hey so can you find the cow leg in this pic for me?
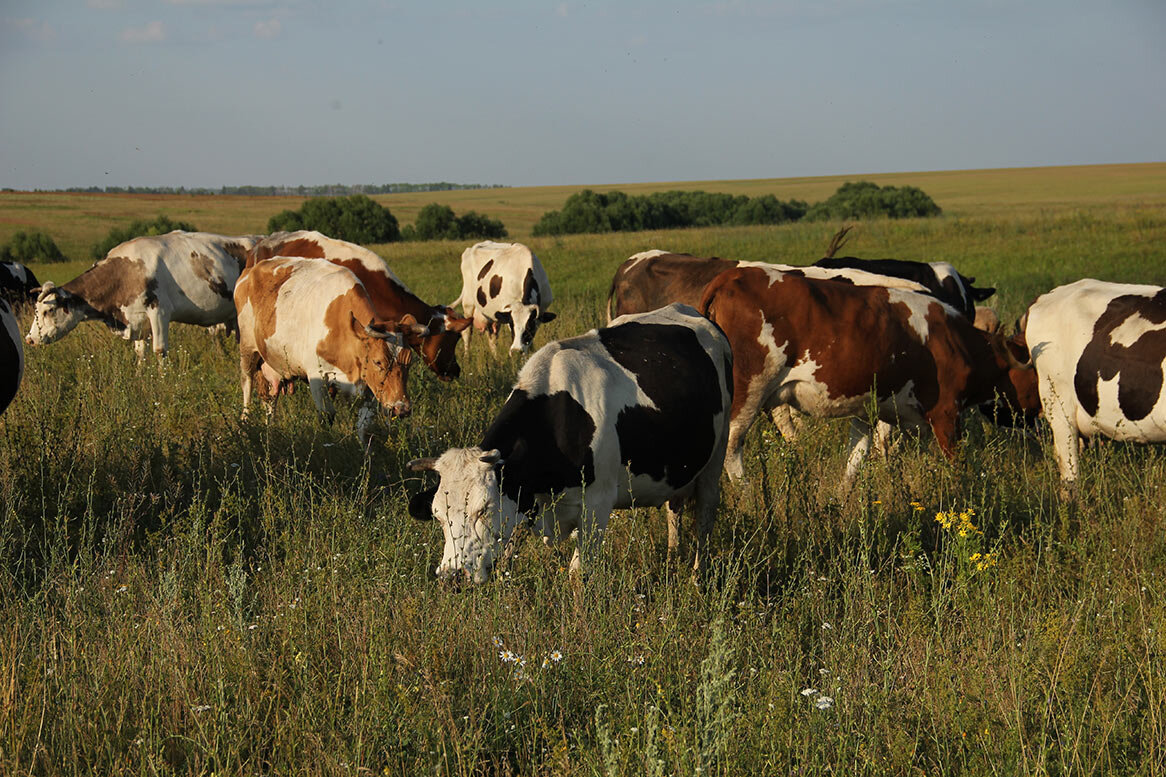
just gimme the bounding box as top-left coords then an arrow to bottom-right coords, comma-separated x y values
355,395 -> 378,448
690,464 -> 722,575
571,494 -> 616,579
872,420 -> 897,458
147,307 -> 169,358
485,321 -> 500,355
769,404 -> 801,441
842,418 -> 873,489
665,501 -> 682,557
239,349 -> 261,420
133,339 -> 147,361
307,377 -> 336,425
1042,389 -> 1081,487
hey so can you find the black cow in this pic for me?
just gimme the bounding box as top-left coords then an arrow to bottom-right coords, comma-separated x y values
0,299 -> 25,415
407,304 -> 733,583
812,256 -> 994,317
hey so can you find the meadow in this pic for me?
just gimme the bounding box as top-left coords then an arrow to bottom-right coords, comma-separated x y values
2,163 -> 1166,775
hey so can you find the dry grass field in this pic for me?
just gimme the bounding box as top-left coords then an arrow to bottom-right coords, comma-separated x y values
2,163 -> 1166,775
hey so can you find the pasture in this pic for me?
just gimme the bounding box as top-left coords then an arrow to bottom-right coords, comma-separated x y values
2,163 -> 1166,775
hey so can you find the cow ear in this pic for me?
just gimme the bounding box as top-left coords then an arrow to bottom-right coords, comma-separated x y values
494,310 -> 513,324
538,310 -> 557,323
407,457 -> 438,472
408,486 -> 438,521
973,286 -> 996,302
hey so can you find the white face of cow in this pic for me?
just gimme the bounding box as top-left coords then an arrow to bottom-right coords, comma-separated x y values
26,285 -> 87,346
409,447 -> 523,584
505,305 -> 556,352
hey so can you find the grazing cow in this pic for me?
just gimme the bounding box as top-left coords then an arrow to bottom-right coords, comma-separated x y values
406,304 -> 733,584
247,231 -> 471,380
1021,279 -> 1166,485
699,266 -> 1037,483
0,300 -> 24,415
234,257 -> 428,445
605,251 -> 937,323
25,231 -> 259,357
812,256 -> 995,317
454,241 -> 555,353
0,262 -> 40,310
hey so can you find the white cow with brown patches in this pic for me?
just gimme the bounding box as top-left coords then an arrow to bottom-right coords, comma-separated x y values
454,241 -> 555,353
234,256 -> 428,445
26,230 -> 260,358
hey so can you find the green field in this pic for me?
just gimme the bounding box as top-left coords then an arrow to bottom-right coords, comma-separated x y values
2,163 -> 1166,775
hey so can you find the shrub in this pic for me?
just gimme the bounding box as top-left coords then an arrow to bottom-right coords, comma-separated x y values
531,189 -> 807,236
404,203 -> 508,242
0,230 -> 67,263
91,215 -> 198,260
805,181 -> 941,221
267,194 -> 400,244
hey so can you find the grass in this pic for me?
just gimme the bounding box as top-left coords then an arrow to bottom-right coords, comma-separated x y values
2,164 -> 1166,774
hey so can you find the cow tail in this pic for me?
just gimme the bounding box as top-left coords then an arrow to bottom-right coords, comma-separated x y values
604,274 -> 618,324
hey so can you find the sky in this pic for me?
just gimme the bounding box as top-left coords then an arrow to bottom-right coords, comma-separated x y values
1,0 -> 1163,190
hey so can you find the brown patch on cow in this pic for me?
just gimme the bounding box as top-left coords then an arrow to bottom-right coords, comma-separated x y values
317,286 -> 412,411
489,275 -> 503,299
476,287 -> 488,306
222,241 -> 249,272
190,251 -> 232,299
63,255 -> 151,324
236,261 -> 299,372
608,253 -> 739,320
1075,289 -> 1166,421
476,259 -> 494,280
249,237 -> 327,267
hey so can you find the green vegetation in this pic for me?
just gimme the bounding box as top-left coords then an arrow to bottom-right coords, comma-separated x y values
267,194 -> 401,244
0,229 -> 66,264
2,165 -> 1166,774
401,203 -> 508,241
532,189 -> 808,236
806,180 -> 942,221
91,215 -> 198,260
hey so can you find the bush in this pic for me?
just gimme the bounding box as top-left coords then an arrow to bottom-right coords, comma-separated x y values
267,195 -> 400,244
403,204 -> 508,242
0,230 -> 67,264
91,215 -> 198,260
531,189 -> 807,236
805,181 -> 941,221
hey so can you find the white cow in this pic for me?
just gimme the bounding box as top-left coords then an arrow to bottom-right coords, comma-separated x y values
26,230 -> 260,358
454,241 -> 555,353
1022,278 -> 1166,485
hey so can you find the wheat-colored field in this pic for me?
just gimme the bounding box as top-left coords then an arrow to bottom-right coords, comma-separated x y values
2,164 -> 1166,775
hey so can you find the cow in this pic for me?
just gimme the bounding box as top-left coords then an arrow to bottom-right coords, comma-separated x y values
25,231 -> 259,358
699,266 -> 1038,484
247,231 -> 471,380
0,300 -> 24,416
406,303 -> 733,584
454,241 -> 555,353
812,255 -> 995,317
234,257 -> 429,445
1021,279 -> 1166,486
0,262 -> 40,310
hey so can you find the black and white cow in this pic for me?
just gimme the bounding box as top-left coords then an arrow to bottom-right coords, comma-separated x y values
407,303 -> 733,584
812,256 -> 995,317
1022,279 -> 1166,484
0,299 -> 24,415
454,241 -> 555,353
0,262 -> 40,310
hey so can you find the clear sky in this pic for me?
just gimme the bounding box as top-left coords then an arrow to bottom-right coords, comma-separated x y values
1,1 -> 1163,190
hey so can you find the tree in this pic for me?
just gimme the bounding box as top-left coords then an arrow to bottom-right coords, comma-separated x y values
405,204 -> 508,242
805,181 -> 941,221
266,195 -> 400,243
0,230 -> 67,263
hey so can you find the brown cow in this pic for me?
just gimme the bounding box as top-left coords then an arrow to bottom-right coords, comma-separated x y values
699,265 -> 1038,483
248,231 -> 471,380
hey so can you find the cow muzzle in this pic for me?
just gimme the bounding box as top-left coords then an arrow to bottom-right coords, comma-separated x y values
388,400 -> 412,418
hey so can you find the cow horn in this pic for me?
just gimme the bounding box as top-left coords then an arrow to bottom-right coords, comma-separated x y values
35,281 -> 55,300
993,332 -> 1032,371
363,323 -> 401,342
479,449 -> 503,465
407,457 -> 438,472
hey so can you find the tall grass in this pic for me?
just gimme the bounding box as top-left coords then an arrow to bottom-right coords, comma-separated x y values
1,181 -> 1165,774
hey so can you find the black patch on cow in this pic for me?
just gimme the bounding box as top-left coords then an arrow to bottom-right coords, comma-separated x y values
476,287 -> 487,307
489,275 -> 503,299
144,277 -> 159,309
1074,290 -> 1166,421
476,259 -> 494,280
597,322 -> 724,489
521,268 -> 538,305
0,262 -> 39,309
480,389 -> 597,513
814,256 -> 978,314
409,485 -> 438,520
0,302 -> 21,414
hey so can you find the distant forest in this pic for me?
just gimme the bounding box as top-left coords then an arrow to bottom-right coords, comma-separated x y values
27,183 -> 507,196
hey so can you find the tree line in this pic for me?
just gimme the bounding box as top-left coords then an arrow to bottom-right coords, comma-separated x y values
27,183 -> 506,196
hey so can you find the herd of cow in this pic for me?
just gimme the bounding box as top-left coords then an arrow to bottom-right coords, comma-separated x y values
0,227 -> 1163,585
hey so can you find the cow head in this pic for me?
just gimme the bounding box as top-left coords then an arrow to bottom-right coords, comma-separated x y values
354,313 -> 427,418
495,306 -> 557,352
407,447 -> 523,584
415,307 -> 472,381
26,282 -> 110,345
978,329 -> 1041,427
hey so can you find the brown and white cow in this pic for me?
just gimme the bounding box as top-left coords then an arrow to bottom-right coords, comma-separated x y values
248,231 -> 471,380
699,266 -> 1038,483
455,241 -> 555,353
26,231 -> 259,358
1022,279 -> 1166,485
234,257 -> 428,445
